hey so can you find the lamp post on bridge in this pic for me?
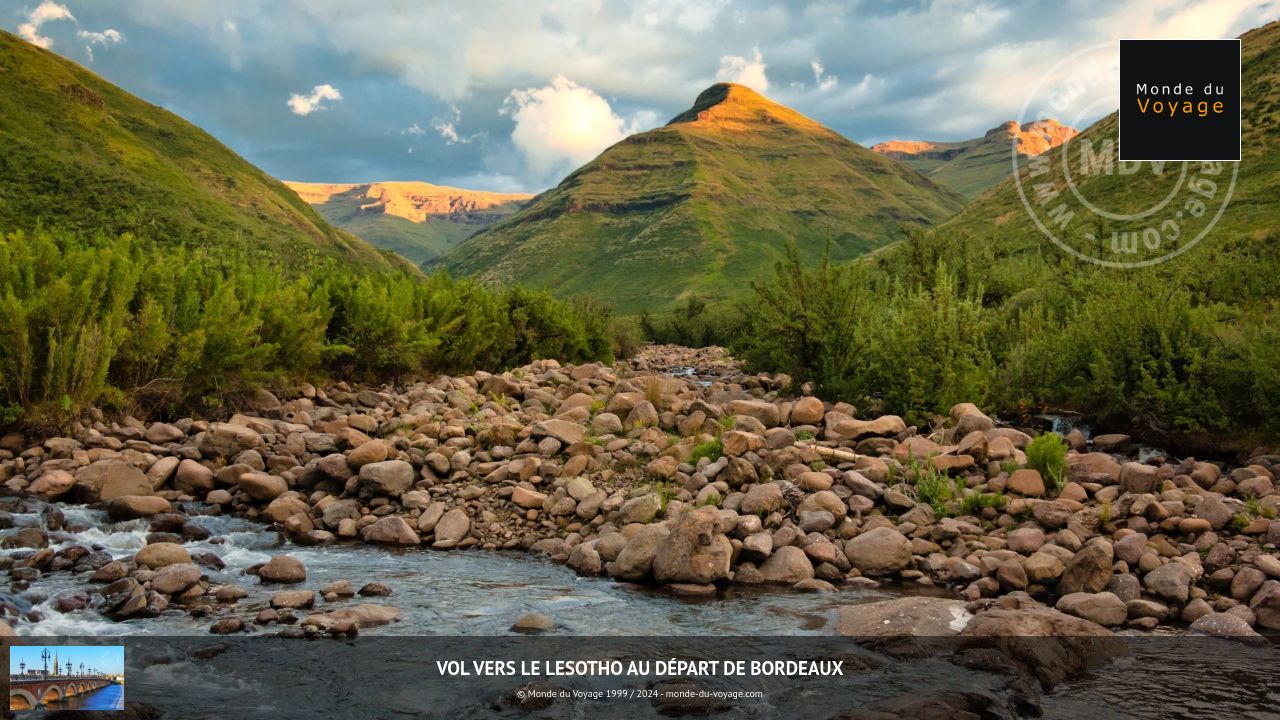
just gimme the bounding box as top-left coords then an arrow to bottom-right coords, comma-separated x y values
41,648 -> 50,677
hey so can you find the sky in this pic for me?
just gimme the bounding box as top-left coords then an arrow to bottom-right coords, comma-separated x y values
5,0 -> 1278,192
10,645 -> 124,675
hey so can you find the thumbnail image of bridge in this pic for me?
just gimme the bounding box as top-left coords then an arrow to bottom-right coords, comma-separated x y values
9,649 -> 123,711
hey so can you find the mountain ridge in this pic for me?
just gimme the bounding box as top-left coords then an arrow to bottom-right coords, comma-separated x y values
442,82 -> 966,313
284,180 -> 531,266
871,119 -> 1077,198
0,29 -> 409,273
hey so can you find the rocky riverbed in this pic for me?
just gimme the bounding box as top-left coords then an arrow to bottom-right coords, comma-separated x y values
1,344 -> 1277,648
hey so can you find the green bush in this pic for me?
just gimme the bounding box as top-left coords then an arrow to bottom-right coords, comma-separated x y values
1025,433 -> 1069,491
0,227 -> 614,424
729,235 -> 1280,437
689,438 -> 723,463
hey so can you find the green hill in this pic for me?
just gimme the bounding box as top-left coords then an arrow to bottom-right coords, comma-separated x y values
892,20 -> 1280,297
0,29 -> 408,272
871,119 -> 1077,199
732,19 -> 1280,446
442,83 -> 965,314
284,181 -> 530,267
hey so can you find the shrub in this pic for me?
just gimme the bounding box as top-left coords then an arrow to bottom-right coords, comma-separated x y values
1025,433 -> 1069,491
689,439 -> 723,464
0,227 -> 615,425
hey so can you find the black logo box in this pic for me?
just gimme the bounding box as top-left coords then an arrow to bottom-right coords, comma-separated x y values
1119,38 -> 1241,162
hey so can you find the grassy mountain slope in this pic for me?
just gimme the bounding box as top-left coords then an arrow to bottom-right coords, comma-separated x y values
871,120 -> 1077,199
443,83 -> 965,314
834,19 -> 1280,445
0,29 -> 408,272
887,20 -> 1280,299
285,181 -> 530,266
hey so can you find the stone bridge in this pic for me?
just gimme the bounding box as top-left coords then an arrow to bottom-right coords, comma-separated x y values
9,675 -> 117,710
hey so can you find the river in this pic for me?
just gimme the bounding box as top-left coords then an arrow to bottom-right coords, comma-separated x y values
2,500 -> 1278,718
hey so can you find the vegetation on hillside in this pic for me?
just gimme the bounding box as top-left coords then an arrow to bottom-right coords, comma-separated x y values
0,29 -> 408,273
0,30 -> 618,429
646,21 -> 1280,446
0,228 -> 614,426
287,182 -> 530,267
444,83 -> 964,314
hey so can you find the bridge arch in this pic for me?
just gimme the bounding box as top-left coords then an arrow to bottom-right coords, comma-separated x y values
40,685 -> 64,704
65,683 -> 78,697
10,688 -> 38,711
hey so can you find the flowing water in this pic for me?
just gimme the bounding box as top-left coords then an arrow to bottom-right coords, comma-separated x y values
2,502 -> 1278,719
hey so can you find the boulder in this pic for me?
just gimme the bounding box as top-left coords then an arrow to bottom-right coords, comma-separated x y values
511,612 -> 556,633
652,507 -> 732,584
1119,463 -> 1160,494
833,416 -> 906,440
303,604 -> 401,630
150,563 -> 202,595
1248,580 -> 1280,630
836,596 -> 972,638
1143,562 -> 1192,603
199,422 -> 263,459
76,460 -> 152,501
1189,612 -> 1265,643
259,555 -> 306,583
237,472 -> 287,502
1057,541 -> 1113,595
432,509 -> 470,549
361,516 -> 421,545
511,486 -> 549,509
618,493 -> 663,524
789,397 -> 824,425
960,605 -> 1126,690
758,546 -> 815,584
1195,495 -> 1233,531
533,419 -> 586,445
175,459 -> 216,495
270,590 -> 316,610
727,399 -> 780,427
347,440 -> 390,468
1007,469 -> 1045,498
1055,592 -> 1127,627
145,423 -> 185,444
610,524 -> 670,581
739,483 -> 785,515
359,460 -> 415,496
134,542 -> 191,570
29,469 -> 75,498
843,527 -> 913,576
106,495 -> 170,520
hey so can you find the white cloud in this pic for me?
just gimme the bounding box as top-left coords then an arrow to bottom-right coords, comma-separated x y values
403,123 -> 426,135
17,1 -> 74,49
502,75 -> 651,182
810,58 -> 837,92
637,0 -> 727,33
716,47 -> 768,93
287,84 -> 342,116
78,28 -> 123,61
429,106 -> 485,145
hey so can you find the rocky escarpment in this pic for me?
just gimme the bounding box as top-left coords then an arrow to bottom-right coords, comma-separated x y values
0,346 -> 1277,644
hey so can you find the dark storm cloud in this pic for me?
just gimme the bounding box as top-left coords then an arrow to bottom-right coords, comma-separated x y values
6,1 -> 1276,191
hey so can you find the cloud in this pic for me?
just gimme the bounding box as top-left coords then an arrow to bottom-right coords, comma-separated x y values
403,123 -> 426,135
287,84 -> 342,116
502,75 -> 651,182
810,58 -> 837,92
429,106 -> 484,145
637,0 -> 728,33
78,28 -> 123,61
716,47 -> 768,93
17,1 -> 74,49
